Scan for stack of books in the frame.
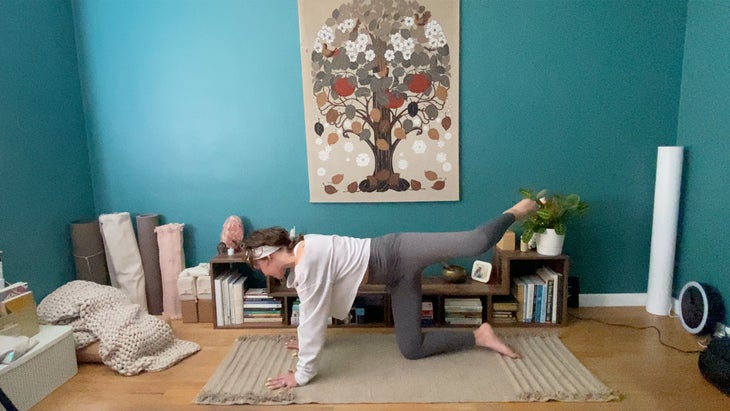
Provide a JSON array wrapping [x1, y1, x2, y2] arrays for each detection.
[[444, 298, 482, 325], [491, 294, 518, 324], [0, 282, 39, 337], [243, 288, 282, 324], [421, 300, 434, 326]]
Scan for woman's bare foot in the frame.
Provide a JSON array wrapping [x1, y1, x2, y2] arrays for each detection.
[[503, 198, 539, 220], [474, 323, 520, 359]]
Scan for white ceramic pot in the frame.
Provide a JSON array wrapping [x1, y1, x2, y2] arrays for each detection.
[[536, 229, 565, 256]]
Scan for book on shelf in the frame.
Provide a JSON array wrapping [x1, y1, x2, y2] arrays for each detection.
[[492, 294, 519, 312]]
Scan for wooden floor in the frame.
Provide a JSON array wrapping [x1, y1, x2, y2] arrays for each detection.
[[33, 307, 729, 411]]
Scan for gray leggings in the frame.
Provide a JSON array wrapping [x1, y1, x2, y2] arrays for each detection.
[[368, 213, 515, 359]]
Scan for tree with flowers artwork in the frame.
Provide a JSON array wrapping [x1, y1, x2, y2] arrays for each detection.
[[298, 0, 460, 202]]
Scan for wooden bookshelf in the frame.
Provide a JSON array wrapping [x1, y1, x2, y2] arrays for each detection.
[[209, 249, 569, 329]]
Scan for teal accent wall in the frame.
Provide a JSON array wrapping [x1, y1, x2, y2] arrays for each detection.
[[676, 1, 730, 308], [73, 0, 687, 295], [0, 0, 94, 299], [4, 0, 712, 304]]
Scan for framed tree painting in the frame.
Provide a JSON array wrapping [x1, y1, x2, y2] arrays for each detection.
[[298, 0, 460, 202]]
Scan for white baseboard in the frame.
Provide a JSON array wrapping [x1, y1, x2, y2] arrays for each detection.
[[579, 293, 647, 307], [579, 293, 682, 315]]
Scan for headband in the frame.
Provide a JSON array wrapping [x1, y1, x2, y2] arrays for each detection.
[[250, 245, 281, 260]]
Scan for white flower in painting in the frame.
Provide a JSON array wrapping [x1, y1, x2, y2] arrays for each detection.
[[338, 18, 356, 33], [315, 137, 324, 146], [425, 20, 447, 49], [356, 34, 369, 52], [344, 119, 353, 128], [384, 49, 395, 61], [343, 141, 354, 152], [444, 132, 452, 140], [436, 152, 447, 163], [412, 140, 427, 154], [317, 167, 327, 176], [412, 116, 421, 126], [437, 140, 445, 148], [402, 50, 412, 60], [325, 145, 332, 152], [317, 25, 335, 44], [442, 162, 452, 172], [402, 16, 415, 28], [344, 40, 359, 62], [422, 124, 429, 133], [398, 158, 409, 170], [390, 33, 404, 51], [365, 49, 376, 62], [356, 153, 371, 167], [313, 41, 323, 53], [318, 149, 330, 161]]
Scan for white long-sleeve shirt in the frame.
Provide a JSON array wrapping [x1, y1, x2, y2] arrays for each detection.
[[286, 234, 370, 385]]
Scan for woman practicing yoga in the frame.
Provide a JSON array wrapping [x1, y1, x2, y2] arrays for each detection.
[[243, 198, 538, 390]]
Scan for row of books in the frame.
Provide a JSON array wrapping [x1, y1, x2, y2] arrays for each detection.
[[444, 297, 482, 326], [511, 266, 563, 324], [213, 272, 283, 325], [213, 271, 248, 326]]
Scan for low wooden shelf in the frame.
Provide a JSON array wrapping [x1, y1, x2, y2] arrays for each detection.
[[209, 248, 570, 329]]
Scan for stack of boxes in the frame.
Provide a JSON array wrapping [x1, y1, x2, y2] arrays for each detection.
[[177, 263, 214, 323]]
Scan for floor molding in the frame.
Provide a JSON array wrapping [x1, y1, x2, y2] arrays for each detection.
[[579, 293, 682, 314]]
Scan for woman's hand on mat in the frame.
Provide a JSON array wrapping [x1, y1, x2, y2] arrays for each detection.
[[266, 370, 298, 390]]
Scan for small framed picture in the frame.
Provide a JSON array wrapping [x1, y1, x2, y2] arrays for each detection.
[[471, 260, 492, 283]]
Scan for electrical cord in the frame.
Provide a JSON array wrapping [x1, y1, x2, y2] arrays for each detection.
[[569, 312, 707, 353]]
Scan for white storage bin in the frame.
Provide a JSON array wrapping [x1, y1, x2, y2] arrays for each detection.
[[0, 325, 77, 410]]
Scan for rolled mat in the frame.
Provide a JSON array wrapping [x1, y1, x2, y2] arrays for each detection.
[[155, 223, 185, 319], [70, 219, 110, 285], [136, 214, 163, 315], [99, 212, 148, 311]]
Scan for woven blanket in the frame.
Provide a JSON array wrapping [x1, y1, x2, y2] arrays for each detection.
[[37, 280, 199, 376]]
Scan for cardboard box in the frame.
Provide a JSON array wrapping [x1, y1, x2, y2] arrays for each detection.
[[496, 230, 516, 251], [181, 299, 198, 323], [197, 298, 214, 323], [0, 325, 77, 410]]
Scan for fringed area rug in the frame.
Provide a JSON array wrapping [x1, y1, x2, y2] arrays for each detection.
[[194, 331, 619, 405]]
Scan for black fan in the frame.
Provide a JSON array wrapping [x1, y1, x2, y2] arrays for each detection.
[[678, 281, 725, 335]]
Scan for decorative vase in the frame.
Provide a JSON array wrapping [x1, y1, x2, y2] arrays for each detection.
[[536, 229, 565, 256]]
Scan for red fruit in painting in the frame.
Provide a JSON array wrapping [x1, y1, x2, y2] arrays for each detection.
[[385, 90, 405, 108], [408, 73, 431, 93], [333, 77, 355, 97]]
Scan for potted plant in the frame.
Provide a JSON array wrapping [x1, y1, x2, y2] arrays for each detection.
[[518, 188, 589, 256]]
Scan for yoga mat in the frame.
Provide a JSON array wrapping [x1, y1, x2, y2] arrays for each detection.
[[136, 214, 163, 315], [647, 146, 684, 316], [155, 223, 185, 319], [70, 219, 110, 285], [195, 331, 619, 405], [99, 212, 148, 311]]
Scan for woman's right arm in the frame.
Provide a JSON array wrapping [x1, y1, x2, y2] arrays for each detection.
[[292, 282, 332, 386]]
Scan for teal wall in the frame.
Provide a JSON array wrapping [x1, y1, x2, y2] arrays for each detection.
[[73, 0, 687, 296], [0, 0, 94, 299], [675, 1, 730, 305], [6, 0, 716, 304]]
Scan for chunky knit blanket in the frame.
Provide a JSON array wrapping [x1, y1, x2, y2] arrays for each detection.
[[37, 280, 200, 376]]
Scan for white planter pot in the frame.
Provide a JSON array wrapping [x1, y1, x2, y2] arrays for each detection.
[[536, 229, 565, 256]]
